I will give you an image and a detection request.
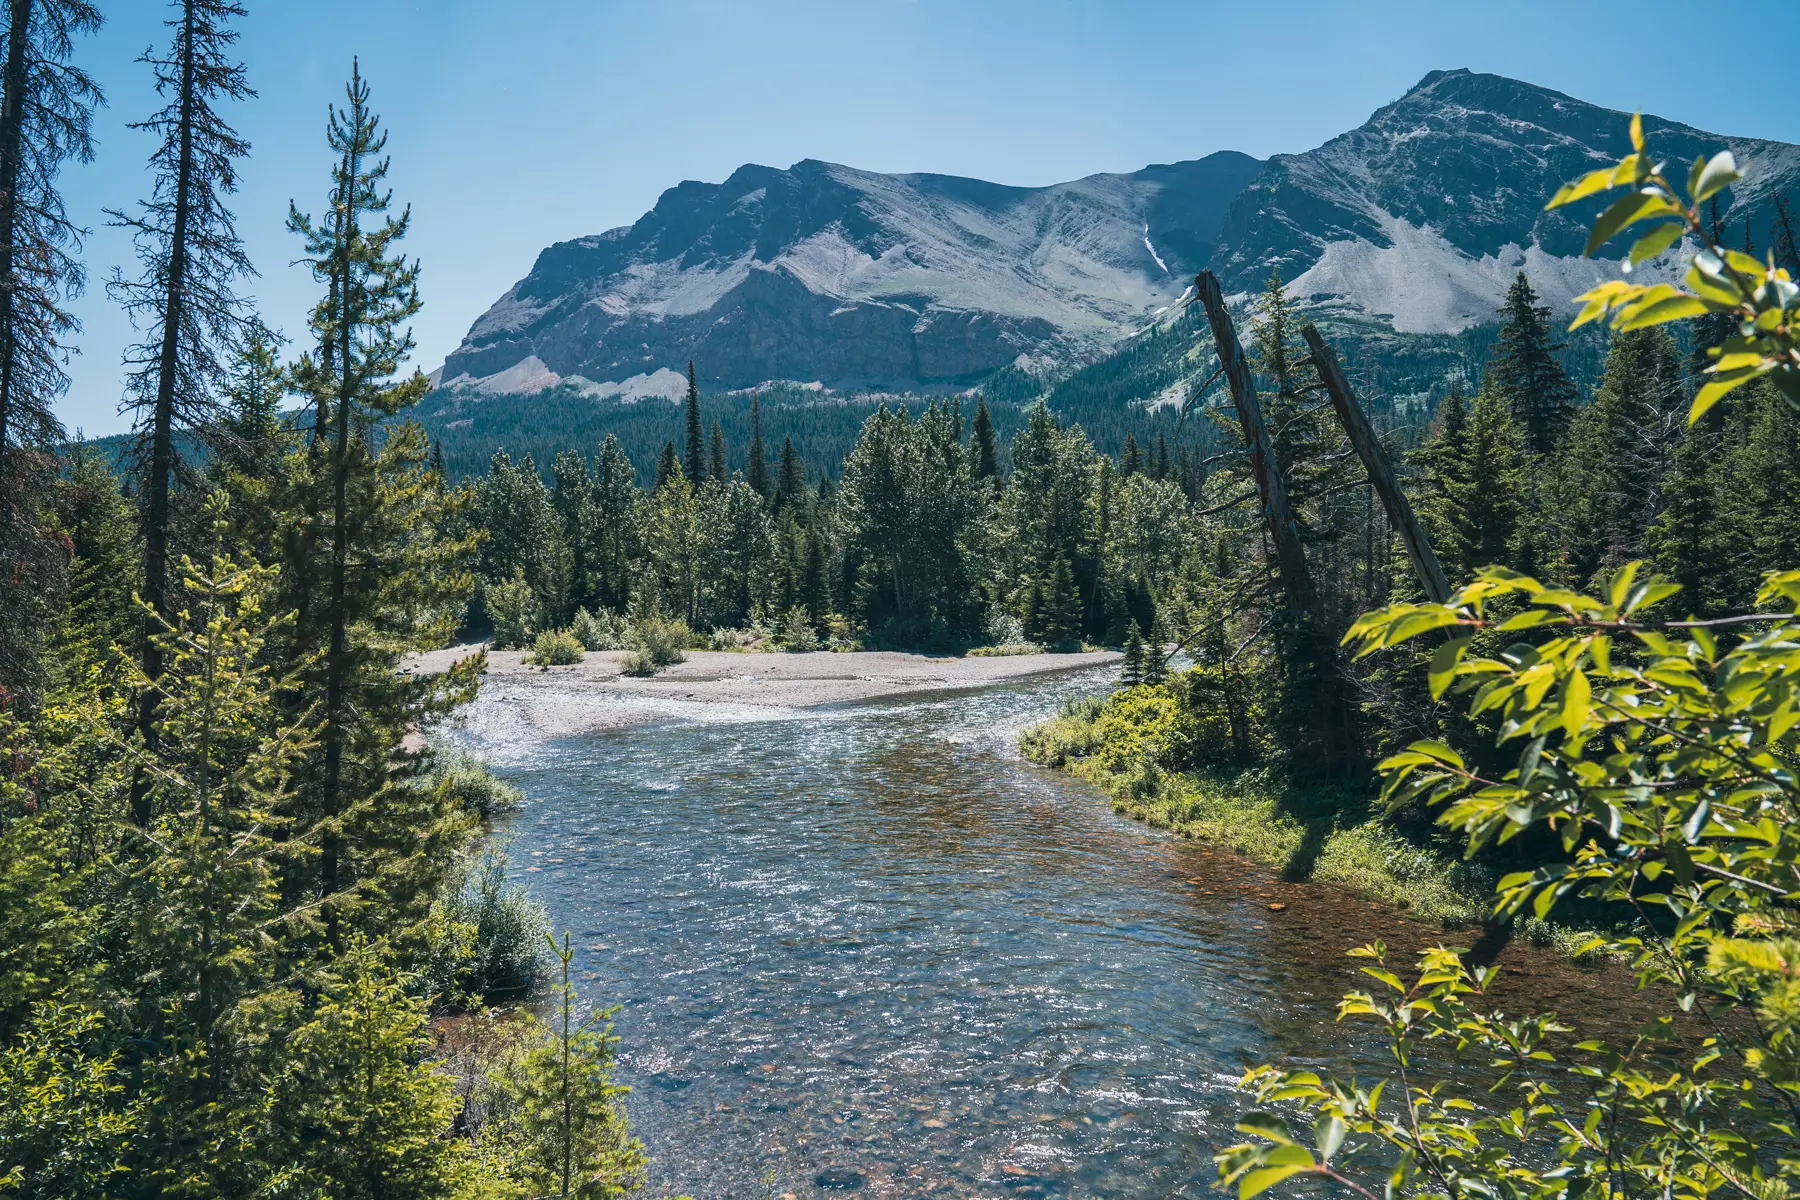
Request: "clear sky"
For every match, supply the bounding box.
[54,0,1800,436]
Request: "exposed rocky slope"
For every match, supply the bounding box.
[436,153,1263,395]
[1210,69,1800,332]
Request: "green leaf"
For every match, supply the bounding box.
[1236,1112,1299,1145]
[1630,112,1644,152]
[1628,222,1685,265]
[1692,363,1771,423]
[1585,191,1681,257]
[1692,150,1741,203]
[1316,1115,1347,1162]
[1548,158,1637,209]
[1428,637,1471,700]
[1239,1163,1313,1200]
[1618,292,1710,330]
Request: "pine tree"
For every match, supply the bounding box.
[682,359,704,485]
[1121,620,1144,687]
[0,0,100,709]
[776,435,803,510]
[971,394,999,480]
[1039,557,1082,649]
[1142,615,1167,685]
[284,63,477,945]
[1487,271,1578,456]
[1153,431,1170,480]
[0,0,100,459]
[588,435,638,612]
[1120,433,1140,476]
[267,943,471,1198]
[653,439,676,491]
[477,935,647,1200]
[110,0,257,743]
[707,417,726,484]
[746,392,770,499]
[123,523,315,1196]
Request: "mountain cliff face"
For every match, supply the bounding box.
[437,153,1263,394]
[436,70,1800,396]
[1209,69,1800,332]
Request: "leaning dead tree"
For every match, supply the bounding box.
[1194,270,1317,624]
[1301,324,1452,604]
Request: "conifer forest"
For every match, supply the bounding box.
[5,3,1800,1198]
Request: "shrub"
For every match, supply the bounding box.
[486,569,538,650]
[527,628,583,666]
[418,745,524,820]
[777,606,819,652]
[422,849,552,1010]
[569,606,630,651]
[1090,688,1179,775]
[621,615,690,676]
[709,624,771,651]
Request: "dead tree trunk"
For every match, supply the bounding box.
[1301,324,1452,604]
[1195,271,1316,620]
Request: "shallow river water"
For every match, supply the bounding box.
[452,666,1563,1199]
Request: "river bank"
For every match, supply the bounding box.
[1019,694,1601,959]
[407,645,1118,740]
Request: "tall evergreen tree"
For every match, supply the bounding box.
[0,0,100,708]
[1152,431,1170,480]
[682,359,704,485]
[971,393,999,480]
[0,0,99,458]
[653,439,676,490]
[708,417,726,485]
[746,392,770,499]
[109,0,257,741]
[1120,433,1140,476]
[776,434,803,509]
[284,63,476,944]
[1487,271,1577,456]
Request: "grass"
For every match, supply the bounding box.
[1022,701,1604,960]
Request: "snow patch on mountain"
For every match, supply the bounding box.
[1287,211,1689,334]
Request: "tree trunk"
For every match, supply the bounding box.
[134,0,199,825]
[1302,324,1452,603]
[1194,272,1316,619]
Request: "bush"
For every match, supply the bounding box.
[569,607,630,651]
[527,628,583,666]
[422,849,552,1010]
[486,569,538,650]
[777,606,819,652]
[621,615,690,676]
[709,623,771,651]
[418,745,524,820]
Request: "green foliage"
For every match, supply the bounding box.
[417,746,524,821]
[1121,621,1145,687]
[487,570,539,650]
[0,1000,141,1199]
[568,608,630,653]
[621,616,689,677]
[528,629,584,666]
[777,606,819,652]
[423,849,551,1010]
[267,944,473,1200]
[472,936,647,1200]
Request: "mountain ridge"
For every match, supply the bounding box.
[434,69,1800,399]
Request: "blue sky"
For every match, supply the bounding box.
[55,0,1800,435]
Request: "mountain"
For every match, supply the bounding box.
[434,153,1263,396]
[431,68,1800,410]
[1210,68,1800,333]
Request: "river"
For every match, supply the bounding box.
[449,665,1461,1198]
